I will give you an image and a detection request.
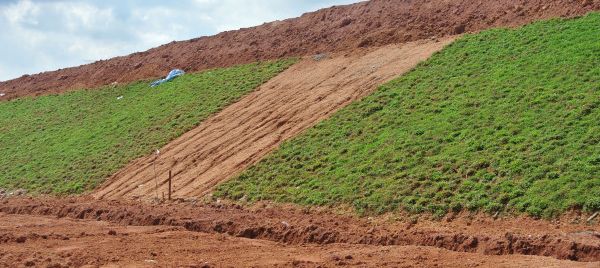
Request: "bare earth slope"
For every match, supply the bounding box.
[1,0,598,100]
[93,38,454,200]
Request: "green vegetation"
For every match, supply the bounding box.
[216,14,600,218]
[0,59,296,194]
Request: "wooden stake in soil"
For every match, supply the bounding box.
[168,170,172,201]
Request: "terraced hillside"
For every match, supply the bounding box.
[216,14,600,218]
[0,60,295,194]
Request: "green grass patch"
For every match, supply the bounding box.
[216,14,600,218]
[0,59,296,194]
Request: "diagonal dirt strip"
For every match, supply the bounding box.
[93,37,455,200]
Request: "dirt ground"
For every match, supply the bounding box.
[1,0,598,100]
[1,213,597,268]
[1,1,599,267]
[0,197,598,267]
[93,38,455,201]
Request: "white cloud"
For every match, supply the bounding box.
[58,3,114,31]
[2,0,40,26]
[0,0,362,81]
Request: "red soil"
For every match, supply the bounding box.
[1,0,598,100]
[93,38,455,201]
[1,1,599,266]
[4,215,596,268]
[1,197,599,267]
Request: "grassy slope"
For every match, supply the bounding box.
[216,14,600,218]
[0,59,296,194]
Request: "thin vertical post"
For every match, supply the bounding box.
[168,170,172,201]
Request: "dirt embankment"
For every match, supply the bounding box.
[1,0,598,100]
[92,38,455,200]
[1,197,599,265]
[3,214,596,268]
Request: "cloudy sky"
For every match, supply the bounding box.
[0,0,362,81]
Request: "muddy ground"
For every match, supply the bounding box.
[1,0,598,100]
[0,197,598,267]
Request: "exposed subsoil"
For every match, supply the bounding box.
[1,0,598,100]
[0,197,599,267]
[92,38,454,200]
[2,1,600,267]
[3,215,594,268]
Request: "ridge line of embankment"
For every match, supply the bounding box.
[1,0,598,100]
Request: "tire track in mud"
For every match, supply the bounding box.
[93,38,455,200]
[1,198,599,262]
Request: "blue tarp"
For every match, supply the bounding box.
[150,69,185,87]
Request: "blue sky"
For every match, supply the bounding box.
[0,0,362,81]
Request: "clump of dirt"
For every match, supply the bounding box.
[1,0,598,100]
[1,197,598,262]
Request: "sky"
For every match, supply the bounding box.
[0,0,362,82]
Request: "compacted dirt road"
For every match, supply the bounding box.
[1,197,599,267]
[94,38,455,201]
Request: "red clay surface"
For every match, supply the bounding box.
[1,215,596,268]
[93,38,455,201]
[2,1,599,267]
[1,197,599,267]
[1,0,598,100]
